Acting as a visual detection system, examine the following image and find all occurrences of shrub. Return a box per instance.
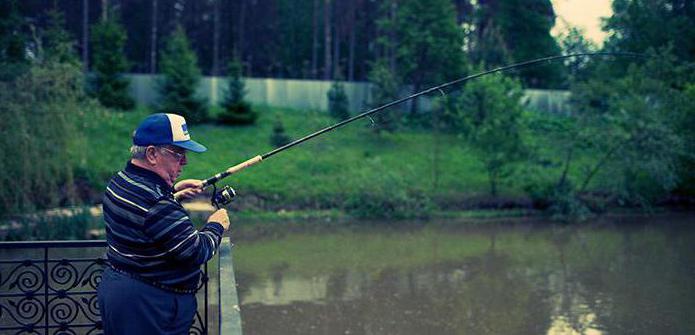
[327,80,349,120]
[270,118,292,148]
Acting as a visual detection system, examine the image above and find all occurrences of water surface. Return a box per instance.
[231,213,695,335]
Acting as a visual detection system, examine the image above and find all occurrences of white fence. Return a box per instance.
[127,75,571,114]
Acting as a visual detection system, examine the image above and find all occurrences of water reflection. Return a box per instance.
[232,214,695,335]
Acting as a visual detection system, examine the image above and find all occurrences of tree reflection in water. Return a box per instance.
[233,214,695,335]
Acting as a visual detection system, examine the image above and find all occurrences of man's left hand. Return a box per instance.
[173,179,204,200]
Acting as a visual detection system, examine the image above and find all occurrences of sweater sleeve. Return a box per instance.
[143,198,225,266]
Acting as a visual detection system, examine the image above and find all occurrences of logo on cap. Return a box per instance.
[182,124,189,136]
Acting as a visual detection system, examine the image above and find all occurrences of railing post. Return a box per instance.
[219,236,243,334]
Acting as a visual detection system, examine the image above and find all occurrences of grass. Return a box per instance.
[81,106,509,205]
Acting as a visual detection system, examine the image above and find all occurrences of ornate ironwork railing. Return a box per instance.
[0,240,239,335]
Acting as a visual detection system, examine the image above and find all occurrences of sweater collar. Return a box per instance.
[125,161,173,193]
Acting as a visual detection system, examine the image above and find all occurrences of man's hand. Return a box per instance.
[208,209,230,230]
[173,179,203,200]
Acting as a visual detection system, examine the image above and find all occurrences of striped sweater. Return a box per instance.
[102,162,224,293]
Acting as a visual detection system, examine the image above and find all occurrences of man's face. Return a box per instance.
[152,145,187,186]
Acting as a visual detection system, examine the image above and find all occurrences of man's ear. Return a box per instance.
[145,146,159,165]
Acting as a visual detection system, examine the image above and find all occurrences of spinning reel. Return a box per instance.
[210,183,237,209]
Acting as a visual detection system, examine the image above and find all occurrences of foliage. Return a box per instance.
[1,208,99,241]
[0,14,93,215]
[90,15,134,110]
[474,0,566,88]
[525,50,691,215]
[344,172,434,220]
[270,117,292,148]
[41,10,80,66]
[158,25,208,123]
[557,26,598,83]
[375,0,466,118]
[673,83,695,196]
[0,0,29,81]
[367,59,401,133]
[218,56,257,125]
[446,73,528,196]
[327,79,350,120]
[604,0,695,64]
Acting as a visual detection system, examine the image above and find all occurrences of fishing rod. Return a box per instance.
[196,52,645,207]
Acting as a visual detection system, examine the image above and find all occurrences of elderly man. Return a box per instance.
[97,113,229,335]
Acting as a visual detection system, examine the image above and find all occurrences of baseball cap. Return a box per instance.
[133,113,207,153]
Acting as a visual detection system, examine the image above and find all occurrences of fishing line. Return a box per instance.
[189,52,646,204]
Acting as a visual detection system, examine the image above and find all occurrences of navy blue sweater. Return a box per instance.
[102,162,224,293]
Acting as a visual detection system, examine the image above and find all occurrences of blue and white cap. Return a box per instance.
[133,113,207,153]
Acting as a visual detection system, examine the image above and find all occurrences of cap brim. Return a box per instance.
[172,140,207,153]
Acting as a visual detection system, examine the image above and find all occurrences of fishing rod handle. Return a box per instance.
[201,155,263,187]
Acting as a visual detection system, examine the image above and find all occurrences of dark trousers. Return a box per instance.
[97,267,197,335]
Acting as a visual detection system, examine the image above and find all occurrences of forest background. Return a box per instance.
[0,0,693,229]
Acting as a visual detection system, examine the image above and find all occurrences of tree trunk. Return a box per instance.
[212,0,220,76]
[82,0,89,72]
[237,0,247,69]
[323,0,332,80]
[347,0,356,81]
[488,168,498,197]
[311,0,319,78]
[149,0,158,73]
[101,0,108,21]
[332,2,340,79]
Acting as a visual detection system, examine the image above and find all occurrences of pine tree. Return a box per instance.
[42,10,80,66]
[158,25,208,123]
[270,117,292,148]
[218,56,256,125]
[90,14,134,110]
[327,78,349,120]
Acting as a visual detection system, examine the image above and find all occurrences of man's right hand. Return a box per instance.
[208,209,230,230]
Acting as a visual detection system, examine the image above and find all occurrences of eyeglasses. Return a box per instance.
[160,146,186,163]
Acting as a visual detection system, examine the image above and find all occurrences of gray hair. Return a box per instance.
[130,145,149,160]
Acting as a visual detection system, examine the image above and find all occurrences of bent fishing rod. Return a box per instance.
[193,52,645,207]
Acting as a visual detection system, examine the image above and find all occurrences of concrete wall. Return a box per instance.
[126,75,570,114]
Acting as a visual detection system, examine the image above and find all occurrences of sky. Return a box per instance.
[551,0,613,45]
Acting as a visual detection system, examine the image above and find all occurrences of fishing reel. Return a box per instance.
[211,184,237,209]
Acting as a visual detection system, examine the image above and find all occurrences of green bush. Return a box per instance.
[344,189,434,220]
[1,208,99,241]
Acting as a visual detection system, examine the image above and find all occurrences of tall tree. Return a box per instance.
[82,0,89,71]
[475,0,566,88]
[323,0,332,79]
[380,0,466,116]
[604,0,695,63]
[90,11,134,110]
[158,25,208,123]
[149,0,158,73]
[0,0,29,81]
[311,0,319,78]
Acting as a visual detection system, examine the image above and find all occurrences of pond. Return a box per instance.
[231,213,695,335]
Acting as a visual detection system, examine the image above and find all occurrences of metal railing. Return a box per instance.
[0,239,242,335]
